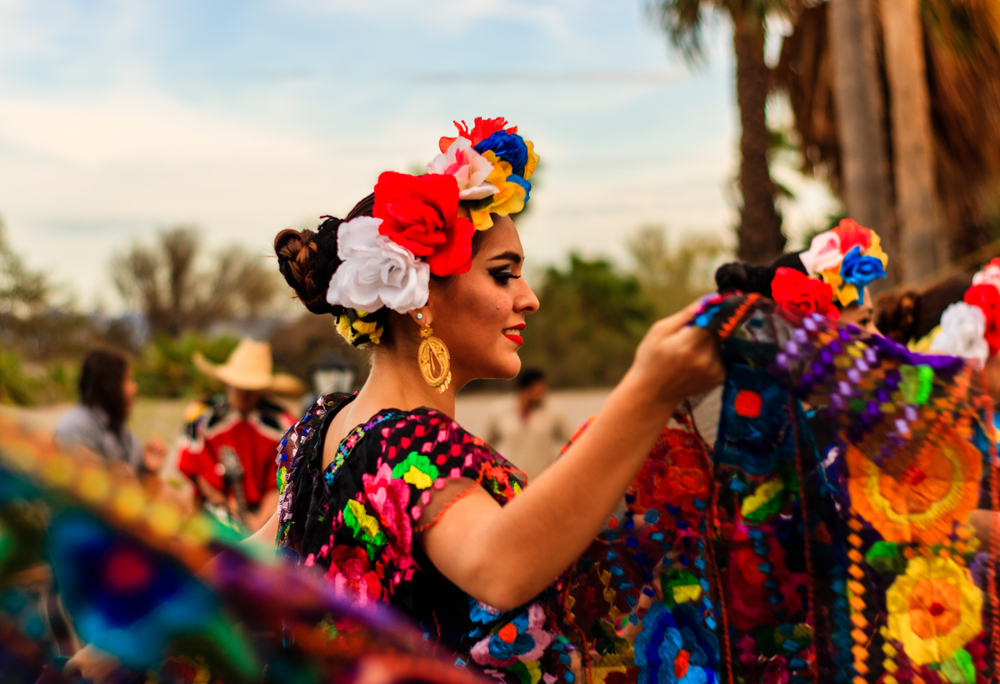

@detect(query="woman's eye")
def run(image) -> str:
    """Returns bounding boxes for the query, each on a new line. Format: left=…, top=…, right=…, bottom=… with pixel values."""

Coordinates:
left=491, top=271, right=520, bottom=285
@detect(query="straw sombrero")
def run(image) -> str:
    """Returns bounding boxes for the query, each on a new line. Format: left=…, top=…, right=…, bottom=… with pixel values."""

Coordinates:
left=193, top=339, right=305, bottom=396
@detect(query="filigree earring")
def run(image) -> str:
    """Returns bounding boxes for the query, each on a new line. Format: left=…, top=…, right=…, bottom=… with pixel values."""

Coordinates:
left=417, top=325, right=451, bottom=393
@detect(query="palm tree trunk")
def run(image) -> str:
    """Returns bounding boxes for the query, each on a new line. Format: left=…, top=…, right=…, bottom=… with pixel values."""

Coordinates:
left=881, top=0, right=948, bottom=282
left=731, top=12, right=785, bottom=265
left=827, top=0, right=897, bottom=282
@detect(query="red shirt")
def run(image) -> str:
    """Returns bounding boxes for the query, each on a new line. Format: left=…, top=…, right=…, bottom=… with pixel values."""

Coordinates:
left=177, top=395, right=296, bottom=509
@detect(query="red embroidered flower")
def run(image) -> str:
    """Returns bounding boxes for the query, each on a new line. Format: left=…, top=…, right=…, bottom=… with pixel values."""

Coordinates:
left=374, top=172, right=476, bottom=277
left=771, top=267, right=840, bottom=322
left=439, top=117, right=517, bottom=152
left=362, top=462, right=414, bottom=571
left=832, top=218, right=872, bottom=253
left=964, top=283, right=1000, bottom=354
left=327, top=546, right=382, bottom=603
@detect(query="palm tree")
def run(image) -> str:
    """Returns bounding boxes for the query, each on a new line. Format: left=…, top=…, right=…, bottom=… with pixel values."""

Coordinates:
left=826, top=0, right=897, bottom=281
left=649, top=0, right=789, bottom=265
left=775, top=0, right=1000, bottom=279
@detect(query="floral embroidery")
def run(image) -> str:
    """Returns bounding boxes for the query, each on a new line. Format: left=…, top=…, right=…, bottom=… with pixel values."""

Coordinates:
left=886, top=556, right=983, bottom=665
left=391, top=452, right=439, bottom=490
left=343, top=499, right=386, bottom=557
left=846, top=428, right=982, bottom=545
left=326, top=546, right=382, bottom=604
left=635, top=603, right=719, bottom=684
left=470, top=603, right=553, bottom=667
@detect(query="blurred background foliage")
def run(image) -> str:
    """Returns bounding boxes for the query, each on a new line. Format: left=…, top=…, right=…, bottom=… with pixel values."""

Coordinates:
left=0, top=219, right=724, bottom=405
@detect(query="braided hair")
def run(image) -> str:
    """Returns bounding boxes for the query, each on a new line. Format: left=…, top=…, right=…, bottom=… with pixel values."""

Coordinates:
left=274, top=194, right=389, bottom=347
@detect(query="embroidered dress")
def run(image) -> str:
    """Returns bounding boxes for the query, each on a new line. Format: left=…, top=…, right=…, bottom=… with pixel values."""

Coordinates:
left=275, top=393, right=578, bottom=684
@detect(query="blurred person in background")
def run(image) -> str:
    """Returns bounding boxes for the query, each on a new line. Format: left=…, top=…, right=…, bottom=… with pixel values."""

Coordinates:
left=177, top=338, right=303, bottom=534
left=485, top=367, right=570, bottom=483
left=54, top=347, right=166, bottom=477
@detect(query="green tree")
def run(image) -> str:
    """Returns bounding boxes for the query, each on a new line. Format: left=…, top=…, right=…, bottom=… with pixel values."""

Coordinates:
left=629, top=226, right=726, bottom=318
left=519, top=255, right=655, bottom=388
left=649, top=0, right=788, bottom=265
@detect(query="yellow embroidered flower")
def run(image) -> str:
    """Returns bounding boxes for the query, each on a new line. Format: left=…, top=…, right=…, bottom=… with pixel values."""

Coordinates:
left=886, top=556, right=983, bottom=665
left=462, top=151, right=527, bottom=231
left=846, top=428, right=982, bottom=545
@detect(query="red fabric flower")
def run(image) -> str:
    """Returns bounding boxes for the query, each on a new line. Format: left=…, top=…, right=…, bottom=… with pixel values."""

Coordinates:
left=374, top=172, right=475, bottom=277
left=439, top=116, right=517, bottom=152
left=964, top=283, right=1000, bottom=354
left=771, top=268, right=840, bottom=322
left=832, top=218, right=872, bottom=253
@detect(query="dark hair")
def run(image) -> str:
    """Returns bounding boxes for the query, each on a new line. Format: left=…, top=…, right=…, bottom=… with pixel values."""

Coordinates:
left=275, top=194, right=489, bottom=346
left=875, top=276, right=973, bottom=344
left=79, top=348, right=131, bottom=433
left=516, top=367, right=546, bottom=390
left=714, top=252, right=858, bottom=309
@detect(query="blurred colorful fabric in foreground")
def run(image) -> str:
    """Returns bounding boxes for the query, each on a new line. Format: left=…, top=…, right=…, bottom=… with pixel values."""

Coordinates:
left=0, top=418, right=485, bottom=684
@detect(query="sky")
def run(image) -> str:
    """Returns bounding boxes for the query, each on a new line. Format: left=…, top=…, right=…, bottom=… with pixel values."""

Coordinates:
left=0, top=0, right=837, bottom=310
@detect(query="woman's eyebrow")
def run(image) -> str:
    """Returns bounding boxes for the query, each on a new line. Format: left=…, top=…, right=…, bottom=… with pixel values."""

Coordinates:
left=487, top=251, right=523, bottom=264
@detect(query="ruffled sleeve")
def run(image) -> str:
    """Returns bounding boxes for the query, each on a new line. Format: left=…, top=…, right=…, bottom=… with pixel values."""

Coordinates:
left=354, top=408, right=525, bottom=596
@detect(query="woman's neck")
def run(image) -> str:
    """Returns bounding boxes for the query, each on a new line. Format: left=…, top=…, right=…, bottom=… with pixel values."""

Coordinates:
left=355, top=347, right=458, bottom=417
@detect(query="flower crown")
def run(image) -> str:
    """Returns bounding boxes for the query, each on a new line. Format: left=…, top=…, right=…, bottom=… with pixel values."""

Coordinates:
left=927, top=258, right=1000, bottom=362
left=799, top=219, right=888, bottom=307
left=325, top=117, right=539, bottom=346
left=769, top=219, right=888, bottom=323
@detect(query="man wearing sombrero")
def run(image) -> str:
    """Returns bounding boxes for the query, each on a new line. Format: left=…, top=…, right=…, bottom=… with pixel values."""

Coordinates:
left=177, top=339, right=303, bottom=533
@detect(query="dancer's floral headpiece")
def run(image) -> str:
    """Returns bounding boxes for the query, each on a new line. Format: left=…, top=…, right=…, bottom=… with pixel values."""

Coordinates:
left=799, top=219, right=888, bottom=307
left=324, top=117, right=539, bottom=345
left=928, top=259, right=1000, bottom=363
left=768, top=219, right=888, bottom=323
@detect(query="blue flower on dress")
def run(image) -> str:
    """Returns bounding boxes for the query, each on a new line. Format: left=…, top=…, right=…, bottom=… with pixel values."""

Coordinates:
left=716, top=364, right=794, bottom=476
left=470, top=603, right=553, bottom=667
left=636, top=603, right=718, bottom=684
left=839, top=245, right=886, bottom=304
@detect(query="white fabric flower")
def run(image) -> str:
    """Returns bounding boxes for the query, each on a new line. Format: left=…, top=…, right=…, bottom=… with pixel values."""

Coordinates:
left=426, top=137, right=497, bottom=200
left=800, top=231, right=843, bottom=275
left=972, top=261, right=1000, bottom=293
left=326, top=216, right=430, bottom=314
left=930, top=302, right=989, bottom=363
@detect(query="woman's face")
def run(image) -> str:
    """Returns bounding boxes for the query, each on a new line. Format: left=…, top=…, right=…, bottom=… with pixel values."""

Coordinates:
left=428, top=216, right=539, bottom=385
left=840, top=289, right=878, bottom=335
left=122, top=364, right=138, bottom=415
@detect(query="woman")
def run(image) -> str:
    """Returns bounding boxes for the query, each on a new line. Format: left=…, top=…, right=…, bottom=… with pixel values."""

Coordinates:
left=716, top=218, right=890, bottom=334
left=253, top=117, right=723, bottom=681
left=54, top=347, right=165, bottom=475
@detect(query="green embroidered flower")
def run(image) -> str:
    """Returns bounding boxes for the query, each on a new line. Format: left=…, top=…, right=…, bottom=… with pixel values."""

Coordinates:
left=343, top=499, right=386, bottom=556
left=391, top=452, right=440, bottom=490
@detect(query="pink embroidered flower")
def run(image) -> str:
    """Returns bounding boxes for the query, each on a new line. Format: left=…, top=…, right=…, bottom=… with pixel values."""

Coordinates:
left=470, top=603, right=553, bottom=667
left=362, top=463, right=414, bottom=570
left=426, top=138, right=498, bottom=201
left=326, top=546, right=382, bottom=604
left=799, top=230, right=843, bottom=276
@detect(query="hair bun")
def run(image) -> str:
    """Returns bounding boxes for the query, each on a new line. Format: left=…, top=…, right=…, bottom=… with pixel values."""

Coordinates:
left=274, top=217, right=344, bottom=316
left=715, top=262, right=776, bottom=299
left=874, top=290, right=918, bottom=343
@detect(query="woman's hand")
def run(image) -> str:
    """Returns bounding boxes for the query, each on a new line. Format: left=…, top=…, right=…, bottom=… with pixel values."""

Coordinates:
left=626, top=301, right=725, bottom=409
left=423, top=299, right=724, bottom=610
left=142, top=435, right=167, bottom=472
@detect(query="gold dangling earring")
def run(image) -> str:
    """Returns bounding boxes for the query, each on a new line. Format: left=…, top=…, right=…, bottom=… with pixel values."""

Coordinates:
left=417, top=325, right=451, bottom=393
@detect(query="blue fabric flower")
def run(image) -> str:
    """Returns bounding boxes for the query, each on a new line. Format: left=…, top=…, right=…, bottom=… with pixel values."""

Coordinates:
left=474, top=131, right=529, bottom=177
left=506, top=173, right=532, bottom=202
left=838, top=246, right=886, bottom=304
left=635, top=603, right=717, bottom=684
left=715, top=364, right=795, bottom=476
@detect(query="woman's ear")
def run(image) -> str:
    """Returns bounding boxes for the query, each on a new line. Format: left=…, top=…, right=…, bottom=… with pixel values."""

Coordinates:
left=409, top=307, right=432, bottom=327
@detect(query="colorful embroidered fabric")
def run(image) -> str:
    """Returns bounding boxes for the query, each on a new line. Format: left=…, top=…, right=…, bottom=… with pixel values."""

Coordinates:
left=558, top=293, right=999, bottom=684
left=275, top=393, right=579, bottom=684
left=0, top=417, right=487, bottom=684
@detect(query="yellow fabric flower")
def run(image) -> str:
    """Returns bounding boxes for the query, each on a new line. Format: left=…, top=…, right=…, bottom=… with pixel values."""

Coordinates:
left=523, top=139, right=539, bottom=180
left=463, top=151, right=527, bottom=231
left=886, top=556, right=983, bottom=665
left=865, top=233, right=889, bottom=268
left=819, top=267, right=860, bottom=307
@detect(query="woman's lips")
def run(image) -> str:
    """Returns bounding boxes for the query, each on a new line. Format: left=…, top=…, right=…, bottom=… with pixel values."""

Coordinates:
left=503, top=325, right=524, bottom=346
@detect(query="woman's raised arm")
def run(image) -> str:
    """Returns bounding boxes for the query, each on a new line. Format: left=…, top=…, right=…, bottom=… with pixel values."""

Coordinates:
left=422, top=302, right=723, bottom=610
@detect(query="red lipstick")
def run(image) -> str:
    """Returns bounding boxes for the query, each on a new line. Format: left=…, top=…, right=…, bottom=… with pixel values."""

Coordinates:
left=503, top=324, right=525, bottom=346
